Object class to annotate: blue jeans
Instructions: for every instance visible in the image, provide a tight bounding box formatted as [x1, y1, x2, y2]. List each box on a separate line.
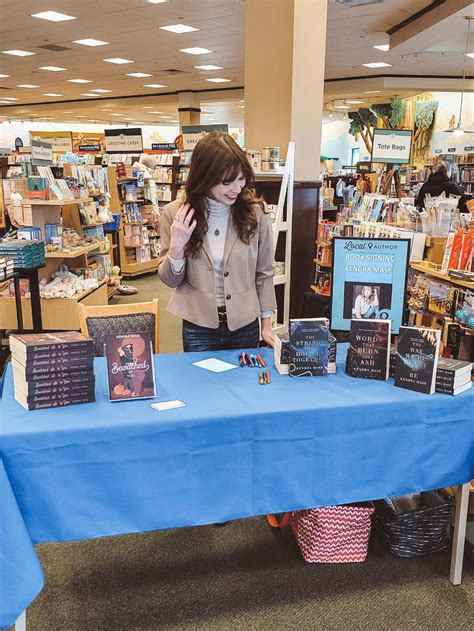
[182, 318, 260, 352]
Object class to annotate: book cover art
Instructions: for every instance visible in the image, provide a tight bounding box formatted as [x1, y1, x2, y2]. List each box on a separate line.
[346, 319, 391, 380]
[394, 327, 441, 394]
[105, 332, 156, 401]
[289, 318, 329, 377]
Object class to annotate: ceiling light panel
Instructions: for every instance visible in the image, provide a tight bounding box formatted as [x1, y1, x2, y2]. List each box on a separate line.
[81, 93, 97, 97]
[127, 73, 153, 78]
[17, 84, 39, 88]
[160, 24, 199, 33]
[2, 50, 35, 56]
[31, 11, 76, 22]
[195, 65, 223, 71]
[43, 93, 64, 97]
[0, 74, 10, 78]
[373, 44, 389, 51]
[362, 62, 392, 68]
[39, 66, 67, 72]
[103, 58, 134, 64]
[91, 89, 112, 93]
[206, 78, 231, 83]
[144, 83, 167, 88]
[74, 39, 109, 47]
[180, 47, 213, 55]
[148, 0, 168, 3]
[68, 79, 92, 83]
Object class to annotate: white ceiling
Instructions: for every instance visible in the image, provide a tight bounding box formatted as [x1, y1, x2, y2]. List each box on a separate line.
[0, 0, 472, 126]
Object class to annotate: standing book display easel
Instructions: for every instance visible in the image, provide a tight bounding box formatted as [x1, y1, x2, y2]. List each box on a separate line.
[271, 141, 294, 334]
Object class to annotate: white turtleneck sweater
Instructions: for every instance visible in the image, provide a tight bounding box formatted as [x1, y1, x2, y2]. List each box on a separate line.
[170, 198, 271, 317]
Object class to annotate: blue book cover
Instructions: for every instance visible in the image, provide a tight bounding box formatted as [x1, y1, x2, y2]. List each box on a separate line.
[289, 318, 329, 377]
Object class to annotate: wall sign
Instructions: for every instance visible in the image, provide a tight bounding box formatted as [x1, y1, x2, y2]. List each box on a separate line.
[31, 140, 53, 166]
[434, 149, 443, 154]
[331, 237, 410, 334]
[371, 128, 413, 165]
[151, 142, 176, 151]
[78, 144, 102, 152]
[464, 146, 474, 151]
[447, 147, 456, 153]
[105, 128, 143, 153]
[182, 124, 228, 151]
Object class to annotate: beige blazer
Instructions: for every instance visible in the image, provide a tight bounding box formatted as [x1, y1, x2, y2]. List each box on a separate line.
[158, 199, 276, 331]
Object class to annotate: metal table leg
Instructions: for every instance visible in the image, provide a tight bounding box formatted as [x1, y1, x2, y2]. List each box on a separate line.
[450, 482, 470, 585]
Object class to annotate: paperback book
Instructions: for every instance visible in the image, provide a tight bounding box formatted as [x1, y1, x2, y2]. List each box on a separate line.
[394, 326, 441, 394]
[10, 331, 93, 355]
[346, 319, 391, 380]
[289, 318, 329, 377]
[105, 332, 156, 401]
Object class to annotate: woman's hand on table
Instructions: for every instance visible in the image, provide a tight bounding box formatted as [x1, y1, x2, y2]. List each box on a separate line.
[170, 203, 197, 259]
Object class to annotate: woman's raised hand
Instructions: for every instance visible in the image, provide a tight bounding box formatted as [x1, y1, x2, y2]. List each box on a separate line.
[169, 203, 197, 259]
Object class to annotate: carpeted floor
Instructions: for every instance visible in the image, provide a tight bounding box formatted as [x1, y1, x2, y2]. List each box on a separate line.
[9, 276, 474, 630]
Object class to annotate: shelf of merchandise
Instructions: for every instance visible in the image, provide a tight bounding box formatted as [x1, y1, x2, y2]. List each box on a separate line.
[310, 284, 330, 298]
[313, 258, 331, 268]
[410, 263, 474, 290]
[45, 242, 106, 259]
[0, 280, 108, 331]
[29, 198, 93, 206]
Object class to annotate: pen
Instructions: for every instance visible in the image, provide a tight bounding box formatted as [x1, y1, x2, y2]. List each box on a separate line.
[257, 354, 266, 368]
[240, 352, 246, 367]
[247, 353, 255, 367]
[265, 370, 271, 384]
[252, 353, 260, 367]
[259, 371, 265, 385]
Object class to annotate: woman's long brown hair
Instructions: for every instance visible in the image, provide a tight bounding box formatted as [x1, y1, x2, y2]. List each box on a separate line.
[184, 132, 264, 257]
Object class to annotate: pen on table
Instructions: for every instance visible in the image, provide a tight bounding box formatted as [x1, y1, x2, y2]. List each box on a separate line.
[256, 354, 266, 368]
[265, 370, 271, 384]
[259, 371, 265, 385]
[247, 353, 255, 367]
[240, 352, 247, 367]
[252, 353, 260, 367]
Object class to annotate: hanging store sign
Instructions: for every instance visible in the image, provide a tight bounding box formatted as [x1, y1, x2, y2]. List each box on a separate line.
[105, 128, 143, 153]
[151, 142, 176, 151]
[182, 124, 228, 151]
[371, 129, 413, 165]
[447, 147, 456, 153]
[31, 140, 53, 166]
[331, 237, 410, 334]
[464, 146, 474, 151]
[78, 144, 102, 152]
[31, 131, 73, 153]
[434, 149, 443, 154]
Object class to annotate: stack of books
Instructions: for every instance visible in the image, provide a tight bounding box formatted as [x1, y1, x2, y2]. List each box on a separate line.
[0, 256, 14, 280]
[435, 358, 472, 396]
[0, 240, 46, 269]
[10, 332, 95, 411]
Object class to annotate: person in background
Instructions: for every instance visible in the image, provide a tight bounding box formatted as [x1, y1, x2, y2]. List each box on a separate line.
[415, 162, 464, 209]
[158, 132, 276, 352]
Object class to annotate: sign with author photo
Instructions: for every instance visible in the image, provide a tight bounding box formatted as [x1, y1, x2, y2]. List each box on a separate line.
[104, 332, 156, 402]
[331, 237, 410, 333]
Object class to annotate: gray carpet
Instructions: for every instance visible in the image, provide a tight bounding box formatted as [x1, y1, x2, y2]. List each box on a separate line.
[11, 276, 474, 630]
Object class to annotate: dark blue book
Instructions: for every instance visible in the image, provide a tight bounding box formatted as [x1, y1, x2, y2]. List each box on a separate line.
[394, 326, 441, 394]
[346, 319, 391, 380]
[289, 318, 329, 377]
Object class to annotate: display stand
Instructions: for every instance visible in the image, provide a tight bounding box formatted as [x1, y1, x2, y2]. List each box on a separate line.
[379, 165, 402, 199]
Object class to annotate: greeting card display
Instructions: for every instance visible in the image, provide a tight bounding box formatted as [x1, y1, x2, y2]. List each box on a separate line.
[104, 332, 156, 401]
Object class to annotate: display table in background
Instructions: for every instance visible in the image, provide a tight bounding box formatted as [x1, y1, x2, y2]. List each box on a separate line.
[1, 347, 473, 629]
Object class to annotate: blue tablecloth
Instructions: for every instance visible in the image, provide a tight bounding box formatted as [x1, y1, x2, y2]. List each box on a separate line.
[1, 347, 473, 628]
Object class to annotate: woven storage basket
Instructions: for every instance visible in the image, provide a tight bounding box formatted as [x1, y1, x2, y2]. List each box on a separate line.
[290, 505, 374, 563]
[372, 490, 454, 558]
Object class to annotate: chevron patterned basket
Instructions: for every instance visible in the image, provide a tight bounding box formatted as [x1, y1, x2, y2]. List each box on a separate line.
[290, 505, 374, 563]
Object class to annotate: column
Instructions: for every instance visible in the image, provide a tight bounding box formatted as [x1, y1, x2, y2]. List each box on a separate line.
[244, 0, 328, 179]
[178, 91, 201, 131]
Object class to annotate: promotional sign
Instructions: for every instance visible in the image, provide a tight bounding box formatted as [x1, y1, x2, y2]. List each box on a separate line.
[371, 129, 413, 165]
[73, 132, 105, 153]
[31, 140, 53, 166]
[78, 144, 102, 152]
[31, 131, 73, 153]
[151, 142, 176, 151]
[331, 237, 410, 333]
[105, 128, 143, 153]
[182, 124, 228, 151]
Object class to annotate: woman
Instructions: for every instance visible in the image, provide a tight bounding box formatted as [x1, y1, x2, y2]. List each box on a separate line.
[158, 132, 276, 352]
[415, 162, 463, 210]
[353, 286, 379, 319]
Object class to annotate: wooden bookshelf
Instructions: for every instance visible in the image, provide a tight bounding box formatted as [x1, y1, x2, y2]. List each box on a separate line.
[410, 263, 474, 290]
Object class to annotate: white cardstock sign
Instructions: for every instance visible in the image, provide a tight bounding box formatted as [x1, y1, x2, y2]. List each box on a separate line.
[105, 128, 143, 153]
[371, 129, 413, 165]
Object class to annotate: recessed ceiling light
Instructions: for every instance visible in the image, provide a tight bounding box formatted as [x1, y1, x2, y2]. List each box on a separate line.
[103, 58, 134, 64]
[39, 65, 67, 72]
[127, 72, 153, 78]
[63, 111, 73, 113]
[17, 84, 39, 88]
[238, 105, 245, 108]
[333, 105, 350, 109]
[364, 90, 381, 93]
[74, 39, 109, 47]
[91, 88, 112, 93]
[2, 97, 18, 101]
[159, 24, 199, 34]
[43, 93, 64, 97]
[142, 106, 154, 109]
[109, 113, 121, 116]
[373, 44, 390, 52]
[238, 100, 245, 103]
[0, 74, 10, 78]
[148, 0, 168, 3]
[81, 93, 97, 97]
[206, 78, 231, 83]
[86, 120, 97, 122]
[194, 64, 223, 71]
[123, 118, 134, 120]
[32, 11, 76, 22]
[180, 47, 213, 55]
[75, 115, 87, 118]
[2, 50, 35, 56]
[68, 79, 92, 83]
[362, 62, 392, 68]
[160, 115, 174, 119]
[150, 111, 164, 114]
[144, 83, 167, 88]
[346, 99, 364, 104]
[466, 53, 474, 58]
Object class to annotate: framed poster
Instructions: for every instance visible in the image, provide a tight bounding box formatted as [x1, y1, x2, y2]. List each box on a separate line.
[330, 237, 410, 333]
[371, 129, 413, 165]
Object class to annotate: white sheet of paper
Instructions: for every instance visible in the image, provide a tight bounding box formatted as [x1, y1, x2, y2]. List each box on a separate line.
[151, 400, 186, 411]
[192, 358, 238, 373]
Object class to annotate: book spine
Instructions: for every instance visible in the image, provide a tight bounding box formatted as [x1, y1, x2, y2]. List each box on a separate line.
[14, 341, 93, 354]
[15, 367, 94, 380]
[15, 375, 95, 394]
[20, 357, 94, 373]
[19, 387, 96, 403]
[12, 347, 94, 361]
[20, 396, 96, 411]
